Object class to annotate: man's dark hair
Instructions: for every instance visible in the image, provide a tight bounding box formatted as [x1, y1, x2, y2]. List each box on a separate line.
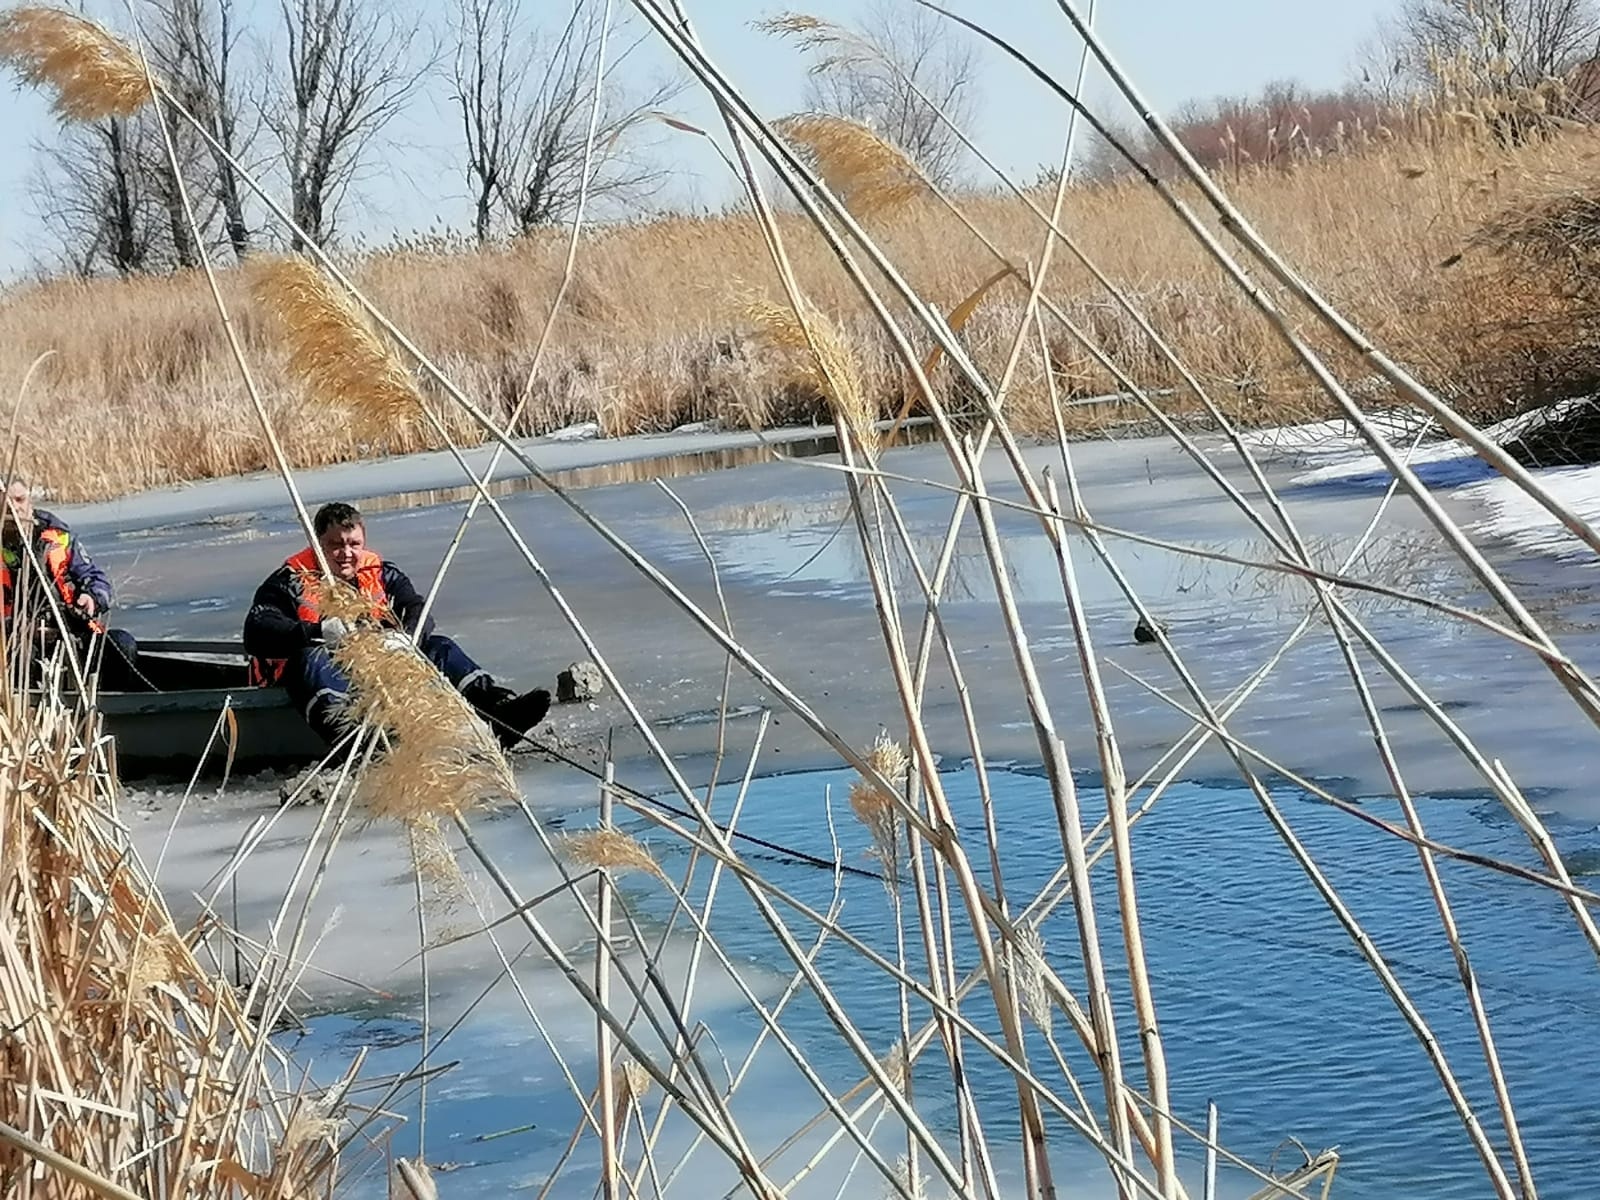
[313, 502, 364, 537]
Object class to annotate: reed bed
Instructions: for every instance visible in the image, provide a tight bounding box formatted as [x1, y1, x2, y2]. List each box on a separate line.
[4, 3, 1600, 1200]
[0, 641, 367, 1197]
[2, 71, 1599, 499]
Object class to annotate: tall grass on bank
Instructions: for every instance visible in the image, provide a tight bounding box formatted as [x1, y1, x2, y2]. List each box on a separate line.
[3, 110, 1600, 499]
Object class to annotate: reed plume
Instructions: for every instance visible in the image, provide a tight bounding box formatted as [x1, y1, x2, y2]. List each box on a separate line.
[561, 824, 665, 880]
[773, 112, 925, 218]
[849, 730, 909, 886]
[746, 294, 879, 458]
[0, 6, 153, 120]
[330, 624, 517, 825]
[612, 1060, 652, 1129]
[409, 813, 473, 917]
[250, 256, 425, 445]
[1011, 923, 1054, 1036]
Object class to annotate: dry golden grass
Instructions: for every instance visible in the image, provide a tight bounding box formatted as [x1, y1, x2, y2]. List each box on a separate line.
[3, 122, 1599, 500]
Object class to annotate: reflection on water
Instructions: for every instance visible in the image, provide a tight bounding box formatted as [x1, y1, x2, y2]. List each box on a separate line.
[295, 764, 1600, 1198]
[690, 498, 1466, 629]
[350, 423, 940, 518]
[353, 438, 833, 516]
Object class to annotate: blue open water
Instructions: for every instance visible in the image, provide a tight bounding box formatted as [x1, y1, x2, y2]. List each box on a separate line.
[298, 763, 1600, 1198]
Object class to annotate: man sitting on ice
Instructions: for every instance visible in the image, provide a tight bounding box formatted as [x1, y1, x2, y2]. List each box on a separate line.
[243, 501, 549, 750]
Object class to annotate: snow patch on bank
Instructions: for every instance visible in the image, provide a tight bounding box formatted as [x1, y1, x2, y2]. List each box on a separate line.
[1236, 414, 1473, 489]
[1242, 397, 1600, 492]
[1464, 464, 1600, 559]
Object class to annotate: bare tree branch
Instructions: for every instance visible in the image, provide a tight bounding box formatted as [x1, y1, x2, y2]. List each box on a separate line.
[452, 0, 685, 240]
[799, 0, 981, 185]
[1384, 0, 1600, 99]
[28, 109, 225, 277]
[265, 0, 430, 250]
[147, 0, 259, 260]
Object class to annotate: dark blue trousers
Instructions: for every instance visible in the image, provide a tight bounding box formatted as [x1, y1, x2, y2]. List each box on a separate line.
[284, 634, 487, 744]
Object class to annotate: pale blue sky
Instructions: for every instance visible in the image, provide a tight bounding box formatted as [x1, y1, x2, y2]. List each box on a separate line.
[0, 0, 1399, 280]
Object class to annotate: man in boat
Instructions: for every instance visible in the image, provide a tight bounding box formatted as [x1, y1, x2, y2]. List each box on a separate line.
[1, 479, 141, 688]
[243, 501, 550, 750]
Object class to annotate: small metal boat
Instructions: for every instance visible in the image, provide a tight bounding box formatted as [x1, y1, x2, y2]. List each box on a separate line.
[89, 639, 324, 778]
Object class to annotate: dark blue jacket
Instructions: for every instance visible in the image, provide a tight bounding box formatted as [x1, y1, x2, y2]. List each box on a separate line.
[2, 509, 114, 618]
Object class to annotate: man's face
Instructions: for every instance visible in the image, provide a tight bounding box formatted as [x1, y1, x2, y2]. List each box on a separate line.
[2, 483, 32, 543]
[318, 522, 366, 583]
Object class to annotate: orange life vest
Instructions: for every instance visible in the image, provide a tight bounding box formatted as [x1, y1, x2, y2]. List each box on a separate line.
[248, 547, 390, 686]
[1, 527, 105, 634]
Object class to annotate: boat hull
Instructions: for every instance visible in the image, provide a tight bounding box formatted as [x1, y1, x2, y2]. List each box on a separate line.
[85, 640, 326, 779]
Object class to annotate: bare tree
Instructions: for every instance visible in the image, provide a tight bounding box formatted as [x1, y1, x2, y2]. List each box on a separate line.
[1070, 115, 1148, 185]
[146, 0, 257, 261]
[31, 116, 173, 277]
[452, 0, 683, 240]
[1384, 0, 1600, 97]
[799, 0, 980, 186]
[266, 0, 428, 250]
[26, 0, 245, 277]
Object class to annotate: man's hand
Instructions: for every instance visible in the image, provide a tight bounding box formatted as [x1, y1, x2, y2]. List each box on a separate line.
[74, 594, 97, 619]
[319, 616, 350, 647]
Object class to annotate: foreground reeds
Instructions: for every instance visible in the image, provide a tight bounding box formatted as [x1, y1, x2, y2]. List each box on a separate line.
[4, 3, 1600, 1200]
[0, 641, 356, 1197]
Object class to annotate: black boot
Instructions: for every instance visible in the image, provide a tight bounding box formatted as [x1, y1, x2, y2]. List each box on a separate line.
[462, 678, 550, 749]
[488, 687, 551, 749]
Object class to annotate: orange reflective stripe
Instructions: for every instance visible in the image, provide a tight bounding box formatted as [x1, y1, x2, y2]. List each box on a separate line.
[39, 530, 75, 607]
[1, 530, 102, 632]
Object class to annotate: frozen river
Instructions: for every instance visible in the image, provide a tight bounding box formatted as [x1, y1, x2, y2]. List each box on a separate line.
[72, 423, 1600, 1198]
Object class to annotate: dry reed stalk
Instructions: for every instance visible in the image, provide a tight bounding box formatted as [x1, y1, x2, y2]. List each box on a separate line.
[625, 713, 795, 1196]
[195, 134, 981, 1193]
[595, 759, 621, 1200]
[660, 21, 1086, 1193]
[780, 28, 1555, 1184]
[0, 6, 152, 120]
[773, 112, 926, 217]
[250, 255, 425, 446]
[611, 790, 1174, 1196]
[651, 20, 1355, 1196]
[106, 4, 1593, 1196]
[452, 815, 786, 1196]
[982, 2, 1600, 732]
